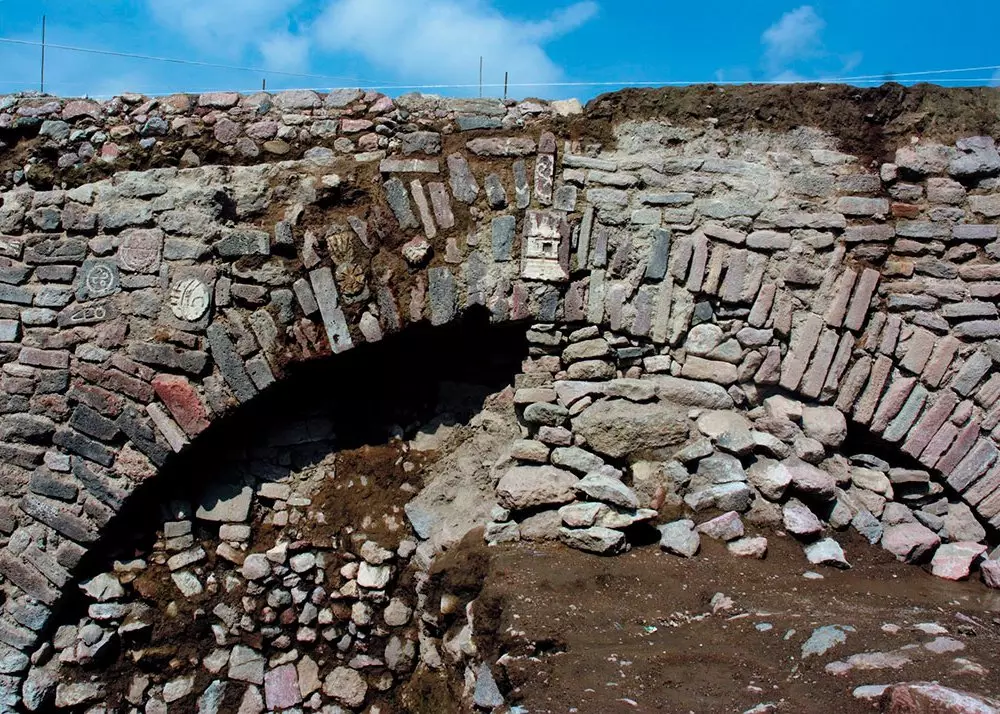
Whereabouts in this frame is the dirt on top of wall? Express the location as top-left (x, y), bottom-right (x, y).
top-left (579, 83), bottom-right (1000, 167)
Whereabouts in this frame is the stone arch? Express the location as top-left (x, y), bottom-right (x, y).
top-left (1, 87), bottom-right (999, 705)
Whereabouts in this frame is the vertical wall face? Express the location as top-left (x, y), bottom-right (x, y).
top-left (0, 86), bottom-right (999, 703)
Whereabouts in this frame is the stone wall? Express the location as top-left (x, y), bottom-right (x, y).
top-left (1, 85), bottom-right (1000, 708)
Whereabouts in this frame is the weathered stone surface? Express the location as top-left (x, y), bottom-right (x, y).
top-left (496, 466), bottom-right (579, 510)
top-left (881, 523), bottom-right (941, 563)
top-left (559, 526), bottom-right (626, 554)
top-left (658, 519), bottom-right (700, 557)
top-left (572, 400), bottom-right (688, 459)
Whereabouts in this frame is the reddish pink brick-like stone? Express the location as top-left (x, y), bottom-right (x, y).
top-left (964, 461), bottom-right (1000, 507)
top-left (152, 374), bottom-right (211, 437)
top-left (853, 355), bottom-right (893, 425)
top-left (843, 268), bottom-right (880, 332)
top-left (936, 417), bottom-right (983, 475)
top-left (946, 438), bottom-right (999, 492)
top-left (871, 374), bottom-right (915, 434)
top-left (902, 390), bottom-right (960, 459)
top-left (779, 312), bottom-right (824, 392)
top-left (921, 336), bottom-right (960, 388)
top-left (824, 269), bottom-right (858, 328)
top-left (835, 356), bottom-right (872, 413)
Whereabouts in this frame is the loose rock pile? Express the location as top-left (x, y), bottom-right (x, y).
top-left (486, 326), bottom-right (1000, 586)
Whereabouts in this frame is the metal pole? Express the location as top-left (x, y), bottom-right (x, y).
top-left (40, 15), bottom-right (46, 94)
top-left (262, 78), bottom-right (266, 91)
top-left (504, 72), bottom-right (508, 100)
top-left (479, 56), bottom-right (483, 98)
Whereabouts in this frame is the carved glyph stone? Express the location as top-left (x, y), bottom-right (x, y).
top-left (170, 278), bottom-right (211, 321)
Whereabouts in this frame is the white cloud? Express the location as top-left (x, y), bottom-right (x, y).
top-left (259, 32), bottom-right (312, 74)
top-left (146, 0), bottom-right (300, 56)
top-left (311, 0), bottom-right (598, 89)
top-left (762, 5), bottom-right (825, 71)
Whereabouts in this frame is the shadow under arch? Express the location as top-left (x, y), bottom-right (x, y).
top-left (69, 305), bottom-right (530, 594)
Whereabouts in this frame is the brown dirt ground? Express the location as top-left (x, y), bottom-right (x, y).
top-left (473, 530), bottom-right (1000, 714)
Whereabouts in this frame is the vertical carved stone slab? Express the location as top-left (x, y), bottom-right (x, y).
top-left (534, 154), bottom-right (555, 206)
top-left (520, 211), bottom-right (569, 283)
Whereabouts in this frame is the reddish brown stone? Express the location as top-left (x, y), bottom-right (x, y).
top-left (152, 374), bottom-right (211, 437)
top-left (936, 417), bottom-right (983, 475)
top-left (902, 390), bottom-right (960, 459)
top-left (890, 202), bottom-right (921, 218)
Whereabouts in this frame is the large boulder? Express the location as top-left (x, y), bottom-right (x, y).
top-left (495, 466), bottom-right (579, 511)
top-left (572, 399), bottom-right (688, 459)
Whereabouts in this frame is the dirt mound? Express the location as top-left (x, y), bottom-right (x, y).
top-left (579, 83), bottom-right (1000, 166)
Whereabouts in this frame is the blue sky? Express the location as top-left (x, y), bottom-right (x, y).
top-left (0, 1), bottom-right (997, 100)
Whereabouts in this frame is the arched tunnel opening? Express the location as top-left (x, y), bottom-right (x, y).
top-left (37, 309), bottom-right (531, 713)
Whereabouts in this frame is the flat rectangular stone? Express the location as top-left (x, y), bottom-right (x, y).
top-left (853, 355), bottom-right (893, 425)
top-left (941, 301), bottom-right (998, 319)
top-left (447, 154), bottom-right (479, 204)
top-left (246, 354), bottom-right (275, 390)
top-left (206, 323), bottom-right (257, 403)
top-left (645, 228), bottom-right (671, 281)
top-left (19, 493), bottom-right (97, 544)
top-left (800, 328), bottom-right (839, 399)
top-left (899, 327), bottom-right (936, 374)
top-left (703, 223), bottom-right (745, 245)
top-left (22, 544), bottom-right (71, 588)
top-left (428, 267), bottom-right (456, 327)
top-left (871, 374), bottom-right (916, 434)
top-left (512, 160), bottom-right (530, 210)
top-left (410, 179), bottom-right (437, 239)
top-left (0, 551), bottom-right (58, 606)
top-left (587, 269), bottom-right (606, 325)
top-left (936, 417), bottom-right (983, 474)
top-left (953, 224), bottom-right (998, 241)
top-left (985, 400), bottom-right (1000, 432)
top-left (146, 403), bottom-right (188, 453)
top-left (740, 252), bottom-right (767, 304)
top-left (562, 155), bottom-right (617, 171)
top-left (779, 312), bottom-right (824, 391)
top-left (975, 374), bottom-right (1000, 409)
top-left (292, 278), bottom-right (318, 316)
top-left (947, 438), bottom-right (999, 492)
top-left (964, 462), bottom-right (1000, 507)
top-left (951, 350), bottom-right (992, 397)
top-left (878, 315), bottom-right (902, 355)
top-left (379, 159), bottom-right (439, 173)
top-left (969, 282), bottom-right (1000, 299)
top-left (824, 269), bottom-right (858, 327)
top-left (428, 182), bottom-right (455, 230)
top-left (309, 268), bottom-right (353, 354)
top-left (883, 384), bottom-right (929, 443)
top-left (384, 177), bottom-right (419, 230)
top-left (975, 485), bottom-right (1000, 520)
top-left (719, 250), bottom-right (747, 303)
top-left (922, 336), bottom-right (960, 388)
top-left (0, 284), bottom-right (32, 305)
top-left (836, 196), bottom-right (889, 216)
top-left (456, 115), bottom-right (501, 131)
top-left (821, 333), bottom-right (856, 400)
top-left (702, 244), bottom-right (727, 296)
top-left (685, 233), bottom-right (709, 293)
top-left (843, 268), bottom-right (880, 332)
top-left (959, 263), bottom-right (1000, 281)
top-left (748, 283), bottom-right (776, 328)
top-left (843, 224), bottom-right (895, 242)
top-left (52, 427), bottom-right (114, 467)
top-left (18, 347), bottom-right (68, 369)
top-left (492, 216), bottom-right (516, 262)
top-left (650, 281), bottom-right (673, 345)
top-left (902, 390), bottom-right (960, 458)
top-left (576, 206), bottom-right (595, 270)
top-left (920, 421), bottom-right (959, 469)
top-left (642, 192), bottom-right (694, 206)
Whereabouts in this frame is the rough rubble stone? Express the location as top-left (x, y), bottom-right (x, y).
top-left (930, 542), bottom-right (987, 581)
top-left (495, 466), bottom-right (579, 511)
top-left (804, 538), bottom-right (851, 569)
top-left (658, 519), bottom-right (701, 557)
top-left (881, 523), bottom-right (942, 563)
top-left (572, 399), bottom-right (688, 459)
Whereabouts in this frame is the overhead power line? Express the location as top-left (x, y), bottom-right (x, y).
top-left (0, 36), bottom-right (371, 84)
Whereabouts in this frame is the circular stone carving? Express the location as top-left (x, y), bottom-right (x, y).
top-left (170, 278), bottom-right (211, 321)
top-left (85, 263), bottom-right (117, 297)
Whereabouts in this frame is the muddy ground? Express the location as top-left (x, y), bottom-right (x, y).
top-left (472, 531), bottom-right (1000, 714)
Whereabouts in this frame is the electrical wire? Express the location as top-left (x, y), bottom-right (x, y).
top-left (0, 34), bottom-right (996, 96)
top-left (0, 36), bottom-right (372, 84)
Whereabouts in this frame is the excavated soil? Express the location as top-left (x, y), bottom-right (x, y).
top-left (579, 84), bottom-right (1000, 167)
top-left (473, 532), bottom-right (1000, 714)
